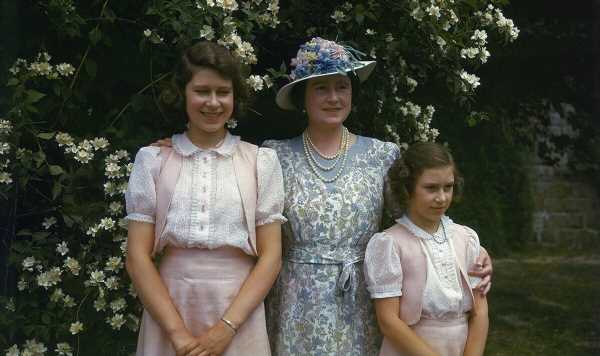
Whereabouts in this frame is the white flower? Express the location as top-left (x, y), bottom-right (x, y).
top-left (365, 29), bottom-right (376, 35)
top-left (410, 6), bottom-right (424, 21)
top-left (0, 142), bottom-right (10, 155)
top-left (17, 278), bottom-right (28, 291)
top-left (0, 172), bottom-right (11, 184)
top-left (55, 63), bottom-right (75, 77)
top-left (5, 298), bottom-right (15, 312)
top-left (458, 70), bottom-right (481, 91)
top-left (92, 137), bottom-right (109, 150)
top-left (105, 256), bottom-right (123, 272)
top-left (63, 295), bottom-right (76, 308)
top-left (246, 75), bottom-right (264, 91)
top-left (110, 298), bottom-right (126, 312)
top-left (86, 225), bottom-right (99, 237)
top-left (104, 276), bottom-right (119, 290)
top-left (331, 10), bottom-right (345, 23)
top-left (479, 48), bottom-right (491, 63)
top-left (56, 242), bottom-right (69, 256)
top-left (36, 267), bottom-right (62, 289)
top-left (143, 29), bottom-right (152, 38)
top-left (199, 25), bottom-right (215, 40)
top-left (206, 0), bottom-right (215, 6)
top-left (22, 256), bottom-right (36, 271)
top-left (426, 5), bottom-right (441, 18)
top-left (50, 288), bottom-right (65, 302)
top-left (64, 257), bottom-right (81, 276)
top-left (471, 29), bottom-right (488, 45)
top-left (5, 345), bottom-right (19, 356)
top-left (94, 298), bottom-right (107, 311)
top-left (89, 270), bottom-right (105, 285)
top-left (460, 47), bottom-right (479, 59)
top-left (55, 342), bottom-right (73, 356)
top-left (42, 216), bottom-right (57, 229)
top-left (55, 132), bottom-right (73, 147)
top-left (0, 120), bottom-right (12, 135)
top-left (216, 0), bottom-right (238, 12)
top-left (108, 201), bottom-right (123, 214)
top-left (99, 217), bottom-right (116, 230)
top-left (107, 313), bottom-right (126, 330)
top-left (23, 339), bottom-right (47, 355)
top-left (69, 321), bottom-right (84, 335)
top-left (385, 33), bottom-right (394, 42)
top-left (406, 77), bottom-right (418, 92)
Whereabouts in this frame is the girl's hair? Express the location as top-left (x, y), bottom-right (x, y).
top-left (169, 41), bottom-right (249, 119)
top-left (290, 72), bottom-right (361, 111)
top-left (388, 142), bottom-right (464, 208)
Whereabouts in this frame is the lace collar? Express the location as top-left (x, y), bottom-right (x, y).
top-left (172, 131), bottom-right (240, 157)
top-left (396, 215), bottom-right (453, 241)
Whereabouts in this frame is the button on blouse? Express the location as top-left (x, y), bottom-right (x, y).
top-left (125, 132), bottom-right (287, 256)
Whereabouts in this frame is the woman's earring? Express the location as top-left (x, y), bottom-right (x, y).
top-left (226, 118), bottom-right (238, 129)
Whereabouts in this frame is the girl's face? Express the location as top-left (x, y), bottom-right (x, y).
top-left (407, 165), bottom-right (455, 231)
top-left (304, 74), bottom-right (352, 128)
top-left (185, 67), bottom-right (234, 135)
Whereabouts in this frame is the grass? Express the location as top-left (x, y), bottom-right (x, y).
top-left (486, 252), bottom-right (600, 355)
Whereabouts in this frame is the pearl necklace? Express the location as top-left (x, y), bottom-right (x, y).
top-left (302, 127), bottom-right (350, 183)
top-left (429, 221), bottom-right (448, 245)
top-left (303, 128), bottom-right (348, 171)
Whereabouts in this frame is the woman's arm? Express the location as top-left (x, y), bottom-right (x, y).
top-left (469, 246), bottom-right (493, 295)
top-left (125, 221), bottom-right (197, 354)
top-left (183, 222), bottom-right (282, 356)
top-left (374, 298), bottom-right (439, 356)
top-left (464, 292), bottom-right (489, 356)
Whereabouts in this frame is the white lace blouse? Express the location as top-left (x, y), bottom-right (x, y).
top-left (125, 132), bottom-right (287, 256)
top-left (364, 215), bottom-right (480, 320)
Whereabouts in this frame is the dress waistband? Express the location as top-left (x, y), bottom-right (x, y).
top-left (287, 248), bottom-right (364, 296)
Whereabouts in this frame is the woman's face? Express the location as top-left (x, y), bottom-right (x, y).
top-left (185, 67), bottom-right (234, 135)
top-left (304, 74), bottom-right (352, 128)
top-left (407, 165), bottom-right (455, 231)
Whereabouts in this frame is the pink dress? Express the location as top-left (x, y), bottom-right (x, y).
top-left (126, 132), bottom-right (286, 356)
top-left (364, 216), bottom-right (481, 356)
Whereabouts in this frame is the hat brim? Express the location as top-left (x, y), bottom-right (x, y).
top-left (275, 61), bottom-right (376, 111)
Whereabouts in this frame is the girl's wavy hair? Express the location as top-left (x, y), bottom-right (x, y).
top-left (164, 41), bottom-right (249, 121)
top-left (388, 142), bottom-right (464, 208)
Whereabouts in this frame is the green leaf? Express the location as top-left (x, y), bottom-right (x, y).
top-left (25, 90), bottom-right (46, 104)
top-left (32, 231), bottom-right (51, 240)
top-left (7, 78), bottom-right (19, 86)
top-left (48, 165), bottom-right (64, 176)
top-left (16, 229), bottom-right (32, 236)
top-left (37, 132), bottom-right (56, 140)
top-left (89, 27), bottom-right (102, 45)
top-left (52, 182), bottom-right (63, 199)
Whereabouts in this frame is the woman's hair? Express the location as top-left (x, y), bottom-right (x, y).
top-left (169, 41), bottom-right (249, 119)
top-left (290, 72), bottom-right (361, 111)
top-left (388, 142), bottom-right (464, 208)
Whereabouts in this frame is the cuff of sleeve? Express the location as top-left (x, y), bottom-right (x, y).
top-left (256, 214), bottom-right (287, 226)
top-left (368, 287), bottom-right (403, 299)
top-left (126, 213), bottom-right (155, 224)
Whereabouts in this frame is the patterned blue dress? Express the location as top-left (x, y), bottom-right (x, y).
top-left (263, 134), bottom-right (399, 356)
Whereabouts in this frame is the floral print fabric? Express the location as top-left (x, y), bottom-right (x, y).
top-left (263, 134), bottom-right (399, 356)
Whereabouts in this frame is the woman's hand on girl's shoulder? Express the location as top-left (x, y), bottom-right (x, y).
top-left (151, 137), bottom-right (173, 147)
top-left (468, 247), bottom-right (493, 295)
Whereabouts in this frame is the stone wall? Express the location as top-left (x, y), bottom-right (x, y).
top-left (531, 105), bottom-right (600, 248)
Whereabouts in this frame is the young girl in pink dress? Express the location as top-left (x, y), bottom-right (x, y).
top-left (364, 142), bottom-right (488, 356)
top-left (125, 41), bottom-right (285, 356)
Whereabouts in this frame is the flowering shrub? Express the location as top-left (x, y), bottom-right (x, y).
top-left (0, 0), bottom-right (518, 354)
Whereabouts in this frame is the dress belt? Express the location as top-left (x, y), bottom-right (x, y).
top-left (287, 249), bottom-right (365, 296)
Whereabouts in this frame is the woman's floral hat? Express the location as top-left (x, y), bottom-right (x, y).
top-left (276, 37), bottom-right (376, 110)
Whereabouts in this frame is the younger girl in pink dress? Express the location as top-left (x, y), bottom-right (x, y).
top-left (125, 41), bottom-right (285, 356)
top-left (364, 142), bottom-right (488, 356)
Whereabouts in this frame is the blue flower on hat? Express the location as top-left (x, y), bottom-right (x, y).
top-left (289, 37), bottom-right (363, 80)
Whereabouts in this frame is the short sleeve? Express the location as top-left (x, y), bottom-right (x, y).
top-left (125, 146), bottom-right (161, 224)
top-left (255, 147), bottom-right (287, 226)
top-left (463, 225), bottom-right (482, 288)
top-left (364, 232), bottom-right (403, 299)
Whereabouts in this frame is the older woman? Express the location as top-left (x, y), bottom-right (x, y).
top-left (126, 41), bottom-right (285, 356)
top-left (263, 38), bottom-right (493, 355)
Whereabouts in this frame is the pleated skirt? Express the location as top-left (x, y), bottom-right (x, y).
top-left (135, 246), bottom-right (271, 356)
top-left (379, 316), bottom-right (468, 356)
